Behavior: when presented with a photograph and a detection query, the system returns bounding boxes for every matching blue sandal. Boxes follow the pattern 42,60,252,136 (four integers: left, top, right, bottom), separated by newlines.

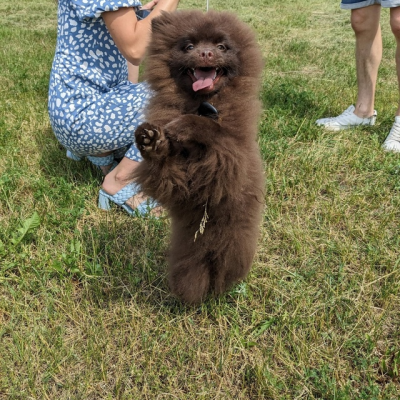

67,149,127,164
66,152,119,172
98,182,159,217
66,150,82,161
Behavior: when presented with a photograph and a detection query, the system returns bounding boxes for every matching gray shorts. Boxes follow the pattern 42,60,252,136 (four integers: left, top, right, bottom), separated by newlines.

341,0,400,9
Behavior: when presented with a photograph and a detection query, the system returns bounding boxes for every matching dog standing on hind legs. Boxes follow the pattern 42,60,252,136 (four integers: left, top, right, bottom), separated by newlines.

133,10,265,304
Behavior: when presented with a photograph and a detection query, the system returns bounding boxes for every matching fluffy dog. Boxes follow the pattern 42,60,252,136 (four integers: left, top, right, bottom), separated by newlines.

134,10,265,304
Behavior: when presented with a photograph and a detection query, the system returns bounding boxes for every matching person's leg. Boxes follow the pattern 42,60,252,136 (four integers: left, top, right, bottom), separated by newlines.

352,4,382,118
100,155,162,215
102,156,142,208
382,5,400,152
51,80,150,160
316,2,380,130
87,151,115,175
390,6,400,115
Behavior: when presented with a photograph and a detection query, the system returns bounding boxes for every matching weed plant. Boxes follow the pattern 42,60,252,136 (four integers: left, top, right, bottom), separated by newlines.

1,0,399,398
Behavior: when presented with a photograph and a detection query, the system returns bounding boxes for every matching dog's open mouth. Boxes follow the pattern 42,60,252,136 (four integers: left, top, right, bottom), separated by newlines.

188,67,224,92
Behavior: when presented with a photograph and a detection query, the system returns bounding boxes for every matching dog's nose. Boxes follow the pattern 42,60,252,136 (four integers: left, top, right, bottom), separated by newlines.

200,49,214,60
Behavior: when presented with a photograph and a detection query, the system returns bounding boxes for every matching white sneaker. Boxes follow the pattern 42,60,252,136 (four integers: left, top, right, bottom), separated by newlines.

316,105,377,131
382,116,400,153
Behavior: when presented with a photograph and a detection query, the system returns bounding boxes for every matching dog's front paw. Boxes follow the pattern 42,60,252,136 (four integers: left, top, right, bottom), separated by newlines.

135,123,168,158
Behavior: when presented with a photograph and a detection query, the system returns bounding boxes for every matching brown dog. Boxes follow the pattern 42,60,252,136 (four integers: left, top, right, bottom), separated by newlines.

134,10,264,304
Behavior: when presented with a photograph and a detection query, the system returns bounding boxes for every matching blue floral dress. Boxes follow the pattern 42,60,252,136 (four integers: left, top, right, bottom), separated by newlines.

48,0,151,162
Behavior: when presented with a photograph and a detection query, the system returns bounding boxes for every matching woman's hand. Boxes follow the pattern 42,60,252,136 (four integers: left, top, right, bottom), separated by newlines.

141,0,159,10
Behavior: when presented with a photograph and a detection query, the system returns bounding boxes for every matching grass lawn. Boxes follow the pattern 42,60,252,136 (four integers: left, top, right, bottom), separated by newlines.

1,0,400,398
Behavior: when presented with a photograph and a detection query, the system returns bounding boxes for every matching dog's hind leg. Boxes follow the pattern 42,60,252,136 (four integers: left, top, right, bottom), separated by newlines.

168,260,211,305
211,226,259,296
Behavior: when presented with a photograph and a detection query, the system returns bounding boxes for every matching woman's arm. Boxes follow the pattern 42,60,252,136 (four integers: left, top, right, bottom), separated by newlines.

102,0,180,66
127,62,139,83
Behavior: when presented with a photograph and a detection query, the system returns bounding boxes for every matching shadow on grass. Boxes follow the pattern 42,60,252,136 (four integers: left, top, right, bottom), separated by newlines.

36,134,182,311
34,128,182,310
38,127,101,185
61,210,245,314
261,79,319,118
36,131,252,313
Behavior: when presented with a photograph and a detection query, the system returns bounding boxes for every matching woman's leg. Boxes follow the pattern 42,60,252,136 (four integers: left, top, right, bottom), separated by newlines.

390,6,400,116
351,5,382,118
50,81,150,162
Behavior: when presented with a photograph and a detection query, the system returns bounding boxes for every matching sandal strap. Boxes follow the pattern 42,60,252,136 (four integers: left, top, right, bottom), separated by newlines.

87,154,114,166
98,183,159,217
135,197,159,215
102,182,141,206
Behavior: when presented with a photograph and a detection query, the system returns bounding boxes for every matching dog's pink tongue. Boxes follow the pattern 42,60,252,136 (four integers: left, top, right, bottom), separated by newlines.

192,69,215,92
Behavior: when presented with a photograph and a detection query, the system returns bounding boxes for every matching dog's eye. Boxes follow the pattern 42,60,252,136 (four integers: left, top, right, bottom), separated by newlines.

184,44,194,51
216,44,227,51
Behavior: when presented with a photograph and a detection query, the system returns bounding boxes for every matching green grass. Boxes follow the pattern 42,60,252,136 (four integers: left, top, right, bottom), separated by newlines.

1,0,400,398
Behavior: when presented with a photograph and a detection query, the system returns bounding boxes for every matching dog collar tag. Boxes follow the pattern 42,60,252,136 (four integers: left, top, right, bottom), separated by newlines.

198,102,219,120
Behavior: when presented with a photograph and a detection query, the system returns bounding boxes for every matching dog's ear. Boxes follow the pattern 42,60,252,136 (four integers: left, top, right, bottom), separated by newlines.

151,11,175,34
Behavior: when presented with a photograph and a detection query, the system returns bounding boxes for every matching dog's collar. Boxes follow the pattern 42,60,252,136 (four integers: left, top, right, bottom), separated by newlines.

198,102,219,120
